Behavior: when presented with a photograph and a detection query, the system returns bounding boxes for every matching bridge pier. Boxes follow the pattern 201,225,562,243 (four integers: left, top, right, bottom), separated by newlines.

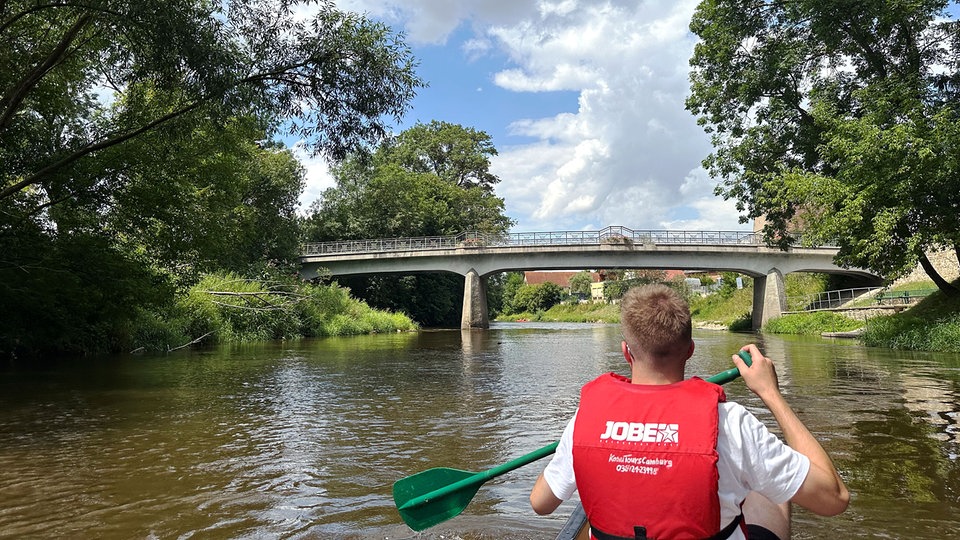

752,269,786,330
461,269,489,329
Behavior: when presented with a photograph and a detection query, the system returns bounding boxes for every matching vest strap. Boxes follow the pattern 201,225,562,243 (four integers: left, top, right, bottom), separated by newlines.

589,514,743,540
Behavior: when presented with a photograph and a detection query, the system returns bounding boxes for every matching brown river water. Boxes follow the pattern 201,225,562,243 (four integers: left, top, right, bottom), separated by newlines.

1,323,959,539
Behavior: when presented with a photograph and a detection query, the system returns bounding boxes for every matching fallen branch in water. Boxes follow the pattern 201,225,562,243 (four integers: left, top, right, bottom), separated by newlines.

168,331,215,352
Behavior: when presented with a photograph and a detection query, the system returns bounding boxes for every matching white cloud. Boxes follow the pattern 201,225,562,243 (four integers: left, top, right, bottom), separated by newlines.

482,0,750,231
335,0,540,44
325,0,751,232
292,142,336,213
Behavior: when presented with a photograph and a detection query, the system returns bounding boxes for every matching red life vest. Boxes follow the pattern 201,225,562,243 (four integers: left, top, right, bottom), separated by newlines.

572,373,726,540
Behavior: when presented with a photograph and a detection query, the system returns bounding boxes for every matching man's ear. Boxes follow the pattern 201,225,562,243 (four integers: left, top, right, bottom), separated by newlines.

622,341,633,365
685,340,696,360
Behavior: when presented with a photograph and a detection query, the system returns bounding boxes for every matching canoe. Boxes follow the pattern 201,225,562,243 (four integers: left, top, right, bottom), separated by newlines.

555,503,590,540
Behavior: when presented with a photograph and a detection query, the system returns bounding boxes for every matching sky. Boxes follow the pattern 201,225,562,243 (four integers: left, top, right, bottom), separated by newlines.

294,0,749,233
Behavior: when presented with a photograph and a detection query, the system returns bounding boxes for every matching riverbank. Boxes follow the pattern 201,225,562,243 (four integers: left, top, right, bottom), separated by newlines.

494,302,620,324
132,272,418,354
860,285,960,352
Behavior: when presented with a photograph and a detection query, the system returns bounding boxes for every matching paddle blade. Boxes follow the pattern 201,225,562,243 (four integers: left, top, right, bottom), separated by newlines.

393,467,482,531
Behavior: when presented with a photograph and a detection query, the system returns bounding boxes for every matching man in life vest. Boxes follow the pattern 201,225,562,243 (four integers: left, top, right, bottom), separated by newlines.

529,284,849,540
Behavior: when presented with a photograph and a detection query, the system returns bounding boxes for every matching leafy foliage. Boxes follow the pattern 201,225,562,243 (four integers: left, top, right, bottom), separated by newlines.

0,0,423,360
303,122,513,242
131,272,418,352
687,0,960,291
603,271,671,302
383,120,500,190
568,271,594,296
1,0,423,203
303,122,514,326
0,225,171,358
509,282,564,314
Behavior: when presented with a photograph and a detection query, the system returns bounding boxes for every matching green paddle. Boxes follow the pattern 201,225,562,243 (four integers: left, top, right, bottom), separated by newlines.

393,350,754,531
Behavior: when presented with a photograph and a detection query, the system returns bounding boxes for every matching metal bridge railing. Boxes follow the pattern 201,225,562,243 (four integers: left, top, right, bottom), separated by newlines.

301,226,766,257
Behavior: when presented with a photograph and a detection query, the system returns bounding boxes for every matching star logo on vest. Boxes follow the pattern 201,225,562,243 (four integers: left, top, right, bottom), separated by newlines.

658,423,678,443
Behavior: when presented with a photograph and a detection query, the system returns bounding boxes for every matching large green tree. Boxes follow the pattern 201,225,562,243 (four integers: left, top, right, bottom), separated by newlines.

1,0,423,358
303,122,514,326
104,113,306,277
1,0,421,204
687,0,960,294
383,120,500,190
303,122,513,241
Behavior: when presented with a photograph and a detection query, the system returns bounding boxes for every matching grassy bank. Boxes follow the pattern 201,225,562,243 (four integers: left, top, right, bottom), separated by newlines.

689,285,754,330
862,284,960,352
763,312,862,335
132,272,418,353
493,274,960,353
495,301,621,323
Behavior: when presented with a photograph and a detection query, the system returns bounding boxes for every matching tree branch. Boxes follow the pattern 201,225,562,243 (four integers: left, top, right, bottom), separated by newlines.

0,12,92,130
0,192,73,239
167,331,215,352
837,21,888,79
0,100,203,201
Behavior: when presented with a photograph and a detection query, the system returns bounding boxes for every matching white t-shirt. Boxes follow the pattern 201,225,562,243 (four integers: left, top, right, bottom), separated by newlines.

542,402,810,540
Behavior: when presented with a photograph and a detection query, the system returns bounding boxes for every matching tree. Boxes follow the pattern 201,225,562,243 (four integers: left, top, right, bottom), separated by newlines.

303,121,511,241
383,120,500,190
569,271,594,296
104,113,305,278
305,163,511,241
687,0,960,294
499,272,527,315
0,0,424,359
1,0,422,208
511,283,563,313
302,122,514,325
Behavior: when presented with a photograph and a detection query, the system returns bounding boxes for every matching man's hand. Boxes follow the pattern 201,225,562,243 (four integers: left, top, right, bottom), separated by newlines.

731,343,780,401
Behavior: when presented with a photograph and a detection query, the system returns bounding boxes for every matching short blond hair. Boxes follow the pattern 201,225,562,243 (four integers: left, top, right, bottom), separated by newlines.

620,284,692,361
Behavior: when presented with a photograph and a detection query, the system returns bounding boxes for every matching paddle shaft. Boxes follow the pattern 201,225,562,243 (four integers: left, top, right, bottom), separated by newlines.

398,441,559,510
398,350,752,512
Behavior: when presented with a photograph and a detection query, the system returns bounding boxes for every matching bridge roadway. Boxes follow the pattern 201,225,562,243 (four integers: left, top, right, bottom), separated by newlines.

299,226,878,330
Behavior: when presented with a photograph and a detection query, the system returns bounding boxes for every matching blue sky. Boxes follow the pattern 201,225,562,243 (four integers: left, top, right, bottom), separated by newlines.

295,0,749,233
394,26,581,146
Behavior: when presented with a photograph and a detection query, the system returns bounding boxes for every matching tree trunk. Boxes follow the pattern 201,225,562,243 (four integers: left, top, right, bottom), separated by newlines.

918,252,960,297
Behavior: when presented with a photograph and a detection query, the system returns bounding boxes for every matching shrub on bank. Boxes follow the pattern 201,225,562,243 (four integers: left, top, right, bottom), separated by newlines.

133,272,417,352
862,314,960,351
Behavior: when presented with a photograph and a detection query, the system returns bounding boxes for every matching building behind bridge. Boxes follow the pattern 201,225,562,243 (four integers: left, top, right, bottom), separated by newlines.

523,269,724,302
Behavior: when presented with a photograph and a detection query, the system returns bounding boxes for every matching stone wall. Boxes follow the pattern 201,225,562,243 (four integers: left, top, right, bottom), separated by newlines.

896,249,960,286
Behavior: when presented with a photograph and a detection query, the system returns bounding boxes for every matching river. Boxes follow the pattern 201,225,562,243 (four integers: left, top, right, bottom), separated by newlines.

1,323,959,539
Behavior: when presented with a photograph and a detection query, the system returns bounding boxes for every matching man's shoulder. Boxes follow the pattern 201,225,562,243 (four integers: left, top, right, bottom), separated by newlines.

718,401,765,433
718,400,751,415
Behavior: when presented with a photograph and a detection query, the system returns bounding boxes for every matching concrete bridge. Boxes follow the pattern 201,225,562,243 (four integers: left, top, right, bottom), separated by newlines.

299,226,878,330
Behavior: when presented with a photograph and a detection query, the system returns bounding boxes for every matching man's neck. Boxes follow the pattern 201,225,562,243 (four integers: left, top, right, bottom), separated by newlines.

629,368,684,385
